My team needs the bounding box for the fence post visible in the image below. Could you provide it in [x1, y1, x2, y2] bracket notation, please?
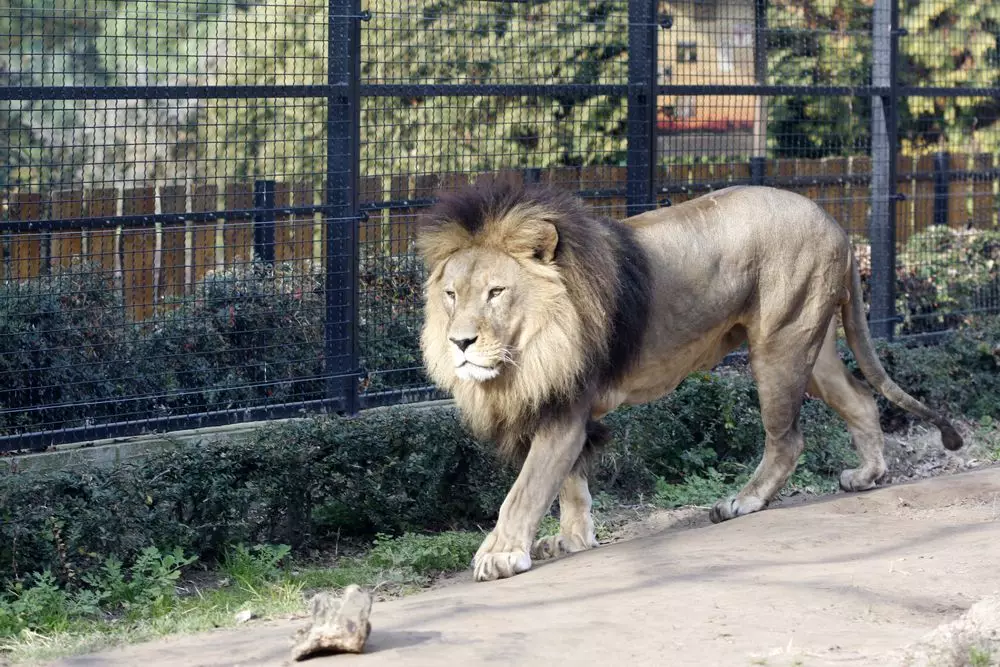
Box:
[751, 0, 768, 175]
[253, 180, 276, 263]
[868, 0, 899, 340]
[327, 0, 362, 413]
[933, 151, 950, 226]
[626, 0, 657, 217]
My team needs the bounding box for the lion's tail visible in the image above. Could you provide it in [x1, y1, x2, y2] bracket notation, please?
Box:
[840, 251, 963, 451]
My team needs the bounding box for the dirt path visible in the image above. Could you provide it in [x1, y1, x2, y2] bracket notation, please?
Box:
[56, 467, 1000, 667]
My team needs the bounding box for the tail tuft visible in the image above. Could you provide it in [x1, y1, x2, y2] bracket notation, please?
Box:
[937, 420, 964, 451]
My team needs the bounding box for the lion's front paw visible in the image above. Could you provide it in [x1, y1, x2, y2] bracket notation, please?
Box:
[472, 531, 532, 582]
[473, 550, 532, 582]
[709, 495, 767, 524]
[839, 466, 884, 492]
[531, 526, 599, 561]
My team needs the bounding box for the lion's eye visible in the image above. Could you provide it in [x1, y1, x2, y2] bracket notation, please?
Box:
[444, 289, 456, 300]
[488, 287, 505, 301]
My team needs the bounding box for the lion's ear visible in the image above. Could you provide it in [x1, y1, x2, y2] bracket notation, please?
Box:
[534, 222, 559, 264]
[504, 220, 559, 264]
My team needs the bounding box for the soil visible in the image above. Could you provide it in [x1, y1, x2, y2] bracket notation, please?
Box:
[53, 459, 1000, 667]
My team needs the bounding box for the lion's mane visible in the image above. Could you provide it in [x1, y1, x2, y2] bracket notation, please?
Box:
[417, 183, 652, 462]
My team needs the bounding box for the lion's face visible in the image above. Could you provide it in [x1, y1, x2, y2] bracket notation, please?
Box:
[436, 248, 529, 383]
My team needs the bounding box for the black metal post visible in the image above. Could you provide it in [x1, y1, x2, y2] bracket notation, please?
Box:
[752, 0, 768, 160]
[750, 156, 766, 186]
[626, 0, 657, 217]
[933, 151, 950, 226]
[868, 0, 899, 340]
[327, 0, 361, 413]
[253, 179, 276, 263]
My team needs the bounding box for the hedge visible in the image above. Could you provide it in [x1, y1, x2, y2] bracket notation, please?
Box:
[2, 318, 997, 589]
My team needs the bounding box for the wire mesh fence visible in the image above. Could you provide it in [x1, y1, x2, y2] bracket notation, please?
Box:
[1, 0, 998, 451]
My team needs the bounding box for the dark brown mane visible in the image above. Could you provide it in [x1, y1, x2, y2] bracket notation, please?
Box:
[418, 181, 652, 464]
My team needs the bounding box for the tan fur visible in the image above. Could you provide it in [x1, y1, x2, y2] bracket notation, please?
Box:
[417, 184, 962, 583]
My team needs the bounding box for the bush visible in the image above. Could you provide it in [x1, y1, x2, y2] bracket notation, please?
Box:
[0, 263, 131, 433]
[0, 255, 429, 435]
[0, 407, 512, 589]
[1, 320, 997, 593]
[853, 227, 1000, 337]
[844, 318, 1000, 430]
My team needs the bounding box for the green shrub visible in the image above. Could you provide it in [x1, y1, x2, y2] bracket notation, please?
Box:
[841, 318, 1000, 430]
[1, 320, 997, 593]
[0, 262, 131, 433]
[0, 547, 196, 638]
[853, 227, 1000, 337]
[367, 531, 482, 576]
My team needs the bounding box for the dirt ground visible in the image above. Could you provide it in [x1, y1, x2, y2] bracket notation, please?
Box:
[54, 463, 1000, 667]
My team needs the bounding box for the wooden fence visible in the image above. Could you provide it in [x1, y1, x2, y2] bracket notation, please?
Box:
[4, 154, 998, 320]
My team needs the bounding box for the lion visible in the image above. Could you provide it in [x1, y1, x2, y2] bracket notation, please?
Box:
[416, 182, 963, 583]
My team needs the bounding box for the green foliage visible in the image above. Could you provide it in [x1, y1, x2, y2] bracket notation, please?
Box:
[654, 468, 741, 508]
[0, 255, 425, 434]
[767, 0, 873, 156]
[0, 264, 131, 432]
[0, 406, 512, 588]
[604, 371, 765, 486]
[220, 544, 292, 589]
[367, 531, 482, 576]
[894, 227, 1000, 336]
[0, 547, 196, 638]
[5, 0, 999, 191]
[847, 318, 1000, 431]
[2, 319, 997, 601]
[968, 646, 994, 667]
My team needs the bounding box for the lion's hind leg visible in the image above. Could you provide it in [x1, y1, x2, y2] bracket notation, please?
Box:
[807, 320, 887, 492]
[710, 320, 830, 524]
[531, 470, 600, 561]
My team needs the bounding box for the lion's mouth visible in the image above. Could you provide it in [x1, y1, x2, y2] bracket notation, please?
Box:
[455, 360, 501, 382]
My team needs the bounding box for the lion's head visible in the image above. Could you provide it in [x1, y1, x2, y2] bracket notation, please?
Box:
[416, 183, 651, 456]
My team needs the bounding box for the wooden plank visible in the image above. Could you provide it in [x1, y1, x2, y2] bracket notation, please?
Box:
[894, 156, 915, 245]
[767, 158, 796, 182]
[722, 160, 751, 183]
[607, 166, 628, 220]
[313, 180, 326, 269]
[539, 167, 580, 191]
[389, 174, 412, 255]
[358, 176, 384, 248]
[412, 174, 440, 200]
[947, 154, 970, 229]
[581, 165, 613, 218]
[437, 173, 470, 192]
[690, 163, 712, 197]
[272, 182, 294, 264]
[667, 163, 691, 205]
[912, 154, 935, 237]
[475, 169, 524, 189]
[50, 189, 84, 270]
[190, 184, 220, 285]
[83, 188, 119, 274]
[120, 187, 157, 320]
[848, 156, 871, 236]
[159, 184, 188, 303]
[972, 153, 996, 229]
[820, 158, 848, 224]
[223, 182, 254, 265]
[8, 192, 44, 281]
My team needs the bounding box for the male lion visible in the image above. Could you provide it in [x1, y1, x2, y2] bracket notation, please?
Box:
[416, 183, 962, 583]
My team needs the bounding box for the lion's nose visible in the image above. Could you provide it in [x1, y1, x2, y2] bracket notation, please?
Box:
[449, 336, 478, 352]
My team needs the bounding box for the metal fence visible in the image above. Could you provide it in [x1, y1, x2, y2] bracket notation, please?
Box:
[1, 0, 998, 452]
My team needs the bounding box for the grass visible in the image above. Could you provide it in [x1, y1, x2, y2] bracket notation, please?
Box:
[7, 418, 996, 665]
[969, 646, 994, 667]
[0, 531, 486, 665]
